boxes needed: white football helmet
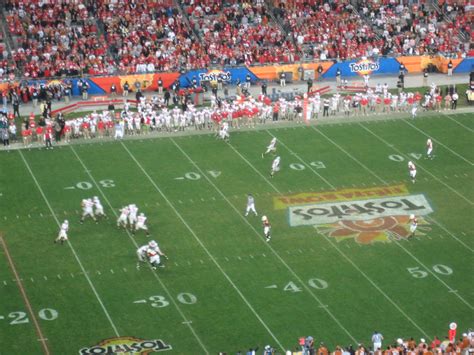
[149,240,158,248]
[261,215,267,222]
[64,220,69,224]
[409,214,415,219]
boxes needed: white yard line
[357,122,474,206]
[18,150,121,337]
[69,145,209,355]
[305,126,474,309]
[237,132,431,338]
[444,114,474,133]
[401,119,474,166]
[119,141,285,352]
[170,138,358,344]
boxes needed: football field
[0,112,473,354]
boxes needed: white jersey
[118,207,129,223]
[267,137,276,149]
[408,161,417,180]
[247,195,255,207]
[57,221,69,240]
[147,248,161,265]
[137,245,148,260]
[137,215,147,225]
[128,205,138,224]
[60,222,69,233]
[272,157,281,170]
[427,139,433,154]
[82,199,94,211]
[94,199,104,214]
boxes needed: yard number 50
[407,264,453,278]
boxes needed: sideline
[2,107,473,152]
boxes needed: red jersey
[21,129,31,137]
[36,126,44,135]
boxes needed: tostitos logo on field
[279,184,433,244]
[79,336,172,354]
[199,70,231,84]
[349,58,380,76]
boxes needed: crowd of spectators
[272,0,381,61]
[358,0,471,56]
[187,0,297,65]
[3,0,110,78]
[0,0,471,78]
[98,0,205,73]
[217,330,474,355]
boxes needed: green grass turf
[0,112,473,354]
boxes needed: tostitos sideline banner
[3,56,472,96]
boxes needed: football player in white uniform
[117,206,129,229]
[128,204,138,230]
[261,215,271,242]
[270,156,281,178]
[55,220,69,244]
[426,138,433,159]
[133,212,150,236]
[147,240,168,270]
[93,196,107,219]
[408,214,418,238]
[408,161,417,183]
[411,103,418,119]
[80,198,97,224]
[136,243,149,269]
[262,137,277,158]
[245,194,258,217]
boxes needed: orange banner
[397,55,463,73]
[249,62,333,81]
[91,73,180,94]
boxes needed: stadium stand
[97,0,201,73]
[0,0,471,78]
[3,0,108,78]
[271,0,381,60]
[356,0,471,56]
